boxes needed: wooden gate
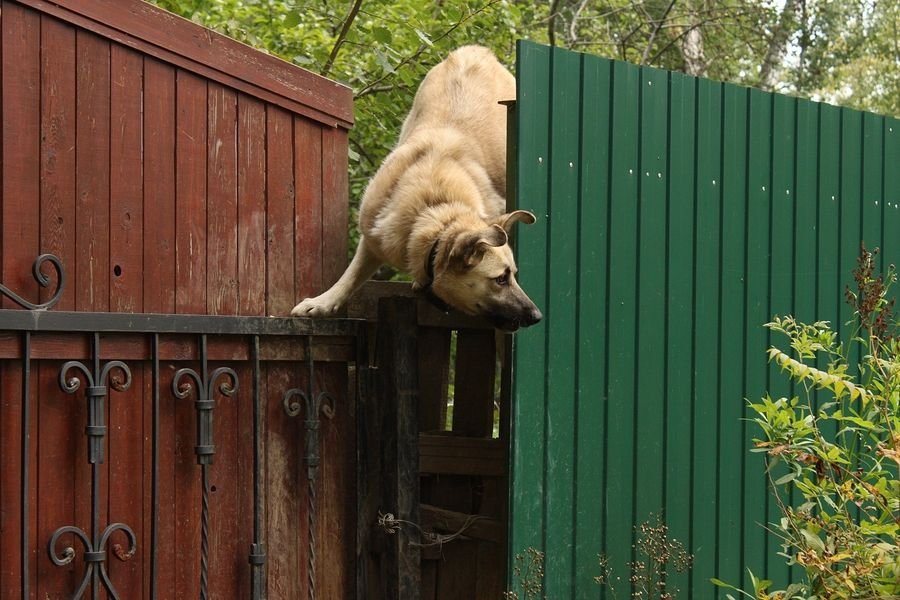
[0,0,358,597]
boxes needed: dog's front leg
[290,236,381,317]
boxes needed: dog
[291,45,542,332]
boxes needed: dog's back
[398,45,515,194]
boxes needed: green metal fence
[508,40,900,599]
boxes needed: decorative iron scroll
[0,253,65,310]
[48,333,136,600]
[283,335,336,600]
[172,335,238,600]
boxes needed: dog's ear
[449,224,508,269]
[492,210,536,232]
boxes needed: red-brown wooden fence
[0,1,356,597]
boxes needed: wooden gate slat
[75,31,111,313]
[207,82,239,316]
[265,106,296,317]
[110,45,145,314]
[1,1,41,308]
[295,118,324,300]
[143,58,177,316]
[237,94,267,317]
[39,15,76,310]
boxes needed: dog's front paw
[290,295,344,318]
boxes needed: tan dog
[291,45,542,331]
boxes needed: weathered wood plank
[75,31,111,312]
[294,118,324,300]
[375,297,420,599]
[419,504,503,545]
[347,281,495,330]
[318,362,355,597]
[265,364,303,599]
[39,15,76,311]
[265,107,296,317]
[237,95,267,316]
[419,434,504,477]
[36,359,79,595]
[109,44,144,314]
[322,125,349,286]
[2,2,41,307]
[417,328,450,432]
[207,83,239,316]
[174,70,208,315]
[451,330,496,437]
[143,57,177,315]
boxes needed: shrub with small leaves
[715,244,900,600]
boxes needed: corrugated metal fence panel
[509,40,900,599]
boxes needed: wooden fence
[0,0,358,597]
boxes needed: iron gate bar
[0,309,363,337]
[49,333,137,600]
[2,255,362,599]
[151,333,160,600]
[249,335,267,599]
[21,332,31,600]
[172,334,239,600]
[282,335,336,600]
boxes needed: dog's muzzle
[489,306,543,332]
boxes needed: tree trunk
[681,27,707,77]
[759,0,801,91]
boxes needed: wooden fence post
[360,296,420,599]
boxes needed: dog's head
[429,210,542,332]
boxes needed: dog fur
[291,45,542,331]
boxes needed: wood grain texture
[2,2,41,308]
[294,117,324,300]
[14,0,353,128]
[75,31,111,312]
[109,44,144,313]
[143,58,177,315]
[207,83,239,316]
[237,95,267,316]
[39,15,76,310]
[265,107,296,317]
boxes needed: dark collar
[420,239,451,314]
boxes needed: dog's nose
[524,307,543,326]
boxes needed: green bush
[716,245,899,599]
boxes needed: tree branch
[355,0,503,98]
[641,0,678,64]
[321,0,364,79]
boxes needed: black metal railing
[0,255,364,600]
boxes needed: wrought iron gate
[0,255,365,599]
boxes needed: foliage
[594,515,694,600]
[504,546,545,600]
[715,244,900,599]
[505,517,693,599]
[146,0,898,260]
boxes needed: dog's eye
[495,274,508,286]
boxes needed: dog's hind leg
[290,236,381,317]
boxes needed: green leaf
[774,471,799,485]
[372,26,393,44]
[283,10,301,28]
[414,28,433,46]
[800,528,825,553]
